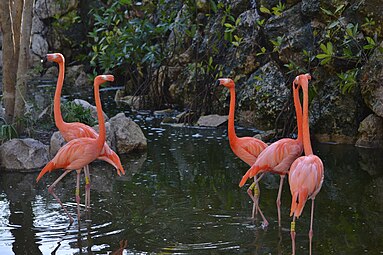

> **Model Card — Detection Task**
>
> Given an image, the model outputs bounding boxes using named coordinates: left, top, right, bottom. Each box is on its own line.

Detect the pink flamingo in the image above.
left=217, top=78, right=268, bottom=220
left=46, top=53, right=124, bottom=219
left=239, top=77, right=304, bottom=227
left=37, top=75, right=115, bottom=223
left=289, top=74, right=324, bottom=255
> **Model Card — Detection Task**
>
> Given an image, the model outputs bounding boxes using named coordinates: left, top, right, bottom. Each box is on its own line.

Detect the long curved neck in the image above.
left=53, top=60, right=65, bottom=128
left=293, top=84, right=303, bottom=143
left=302, top=83, right=313, bottom=155
left=94, top=79, right=105, bottom=150
left=228, top=87, right=238, bottom=142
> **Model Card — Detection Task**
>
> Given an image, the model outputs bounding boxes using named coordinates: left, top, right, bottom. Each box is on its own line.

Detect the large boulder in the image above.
left=109, top=113, right=147, bottom=154
left=355, top=114, right=383, bottom=148
left=0, top=138, right=49, bottom=170
left=310, top=77, right=367, bottom=144
left=237, top=61, right=288, bottom=130
left=360, top=42, right=383, bottom=118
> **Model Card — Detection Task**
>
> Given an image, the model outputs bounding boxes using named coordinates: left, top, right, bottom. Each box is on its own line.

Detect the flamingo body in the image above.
left=48, top=53, right=124, bottom=175
left=230, top=136, right=267, bottom=166
left=218, top=78, right=268, bottom=221
left=289, top=154, right=324, bottom=218
left=239, top=138, right=303, bottom=186
left=37, top=137, right=104, bottom=181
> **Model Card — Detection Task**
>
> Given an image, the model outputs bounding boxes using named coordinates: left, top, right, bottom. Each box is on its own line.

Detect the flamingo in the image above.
left=37, top=75, right=114, bottom=222
left=239, top=76, right=304, bottom=227
left=45, top=53, right=124, bottom=218
left=217, top=78, right=268, bottom=221
left=289, top=74, right=324, bottom=255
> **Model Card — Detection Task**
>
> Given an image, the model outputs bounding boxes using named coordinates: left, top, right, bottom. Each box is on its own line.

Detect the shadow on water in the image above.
left=1, top=79, right=383, bottom=254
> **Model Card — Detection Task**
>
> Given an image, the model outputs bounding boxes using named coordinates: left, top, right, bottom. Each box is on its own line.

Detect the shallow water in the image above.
left=1, top=112, right=383, bottom=255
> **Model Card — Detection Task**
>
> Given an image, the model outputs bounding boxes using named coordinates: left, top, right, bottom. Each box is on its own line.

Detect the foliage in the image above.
left=259, top=1, right=286, bottom=16
left=0, top=122, right=18, bottom=143
left=337, top=69, right=358, bottom=94
left=61, top=102, right=97, bottom=127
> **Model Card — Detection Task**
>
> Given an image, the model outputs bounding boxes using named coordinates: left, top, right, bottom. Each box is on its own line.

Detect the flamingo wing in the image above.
left=289, top=154, right=324, bottom=218
left=60, top=122, right=98, bottom=141
left=233, top=137, right=268, bottom=166
left=239, top=138, right=303, bottom=187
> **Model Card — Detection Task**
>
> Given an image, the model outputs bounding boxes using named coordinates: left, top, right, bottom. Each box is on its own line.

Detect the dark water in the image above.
left=1, top=81, right=383, bottom=254
left=1, top=115, right=383, bottom=255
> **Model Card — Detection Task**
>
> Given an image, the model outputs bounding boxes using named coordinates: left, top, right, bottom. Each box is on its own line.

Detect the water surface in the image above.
left=1, top=114, right=382, bottom=254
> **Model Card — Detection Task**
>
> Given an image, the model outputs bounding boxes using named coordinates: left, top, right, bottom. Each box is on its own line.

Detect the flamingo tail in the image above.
left=239, top=165, right=261, bottom=187
left=290, top=188, right=308, bottom=218
left=36, top=161, right=55, bottom=183
left=99, top=151, right=125, bottom=176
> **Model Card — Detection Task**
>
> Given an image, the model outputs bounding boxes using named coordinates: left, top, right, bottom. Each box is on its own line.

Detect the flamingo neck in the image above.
left=228, top=87, right=238, bottom=142
left=293, top=84, right=303, bottom=143
left=94, top=79, right=106, bottom=150
left=302, top=83, right=313, bottom=155
left=53, top=60, right=65, bottom=128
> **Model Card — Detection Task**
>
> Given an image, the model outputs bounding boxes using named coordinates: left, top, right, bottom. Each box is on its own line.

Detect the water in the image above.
left=1, top=115, right=382, bottom=254
left=1, top=81, right=383, bottom=254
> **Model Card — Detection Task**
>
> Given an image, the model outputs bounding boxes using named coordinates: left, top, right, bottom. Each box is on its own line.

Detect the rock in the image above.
left=31, top=15, right=46, bottom=35
left=109, top=113, right=147, bottom=154
left=66, top=65, right=86, bottom=86
left=310, top=76, right=367, bottom=144
left=92, top=122, right=117, bottom=151
left=360, top=42, right=383, bottom=118
left=355, top=114, right=383, bottom=148
left=73, top=99, right=109, bottom=122
left=49, top=131, right=66, bottom=158
left=237, top=61, right=288, bottom=130
left=31, top=34, right=48, bottom=57
left=44, top=66, right=58, bottom=78
left=115, top=94, right=145, bottom=110
left=0, top=138, right=49, bottom=170
left=197, top=114, right=228, bottom=127
left=75, top=71, right=88, bottom=87
left=0, top=50, right=3, bottom=68
left=264, top=3, right=314, bottom=63
left=35, top=0, right=78, bottom=19
left=301, top=0, right=320, bottom=17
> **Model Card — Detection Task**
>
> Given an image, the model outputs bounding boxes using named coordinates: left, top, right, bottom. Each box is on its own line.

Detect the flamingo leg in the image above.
left=276, top=175, right=285, bottom=227
left=47, top=170, right=74, bottom=223
left=290, top=215, right=296, bottom=255
left=84, top=165, right=91, bottom=210
left=309, top=198, right=315, bottom=255
left=247, top=177, right=268, bottom=228
left=75, top=169, right=82, bottom=222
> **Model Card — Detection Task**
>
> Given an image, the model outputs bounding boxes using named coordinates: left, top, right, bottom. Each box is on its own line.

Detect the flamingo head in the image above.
left=101, top=74, right=114, bottom=82
left=293, top=73, right=311, bottom=90
left=95, top=75, right=114, bottom=84
left=216, top=78, right=235, bottom=89
left=46, top=53, right=64, bottom=63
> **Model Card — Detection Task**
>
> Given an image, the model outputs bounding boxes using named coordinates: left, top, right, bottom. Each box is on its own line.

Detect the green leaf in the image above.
left=316, top=54, right=329, bottom=59
left=260, top=6, right=271, bottom=14
left=320, top=7, right=333, bottom=16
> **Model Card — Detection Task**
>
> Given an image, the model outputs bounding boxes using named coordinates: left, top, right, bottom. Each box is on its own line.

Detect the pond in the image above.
left=1, top=81, right=383, bottom=254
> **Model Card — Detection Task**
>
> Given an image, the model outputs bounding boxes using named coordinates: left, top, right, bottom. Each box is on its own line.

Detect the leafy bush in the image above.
left=62, top=102, right=97, bottom=127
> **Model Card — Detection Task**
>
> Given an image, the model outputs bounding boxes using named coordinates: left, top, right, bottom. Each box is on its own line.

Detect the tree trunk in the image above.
left=14, top=0, right=33, bottom=132
left=0, top=0, right=16, bottom=123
